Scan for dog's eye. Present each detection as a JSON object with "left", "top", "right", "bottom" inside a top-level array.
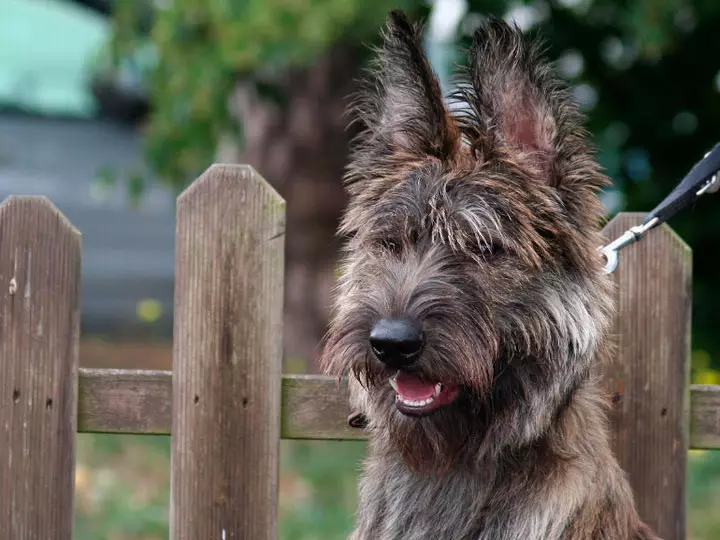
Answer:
[
  {"left": 473, "top": 241, "right": 503, "bottom": 258},
  {"left": 379, "top": 238, "right": 402, "bottom": 255}
]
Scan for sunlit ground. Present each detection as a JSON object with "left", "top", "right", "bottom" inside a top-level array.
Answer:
[{"left": 73, "top": 434, "right": 719, "bottom": 540}]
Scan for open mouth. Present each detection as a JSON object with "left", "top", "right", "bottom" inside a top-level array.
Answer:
[{"left": 389, "top": 371, "right": 461, "bottom": 416}]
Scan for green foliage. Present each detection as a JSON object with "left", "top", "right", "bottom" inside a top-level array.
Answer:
[{"left": 112, "top": 0, "right": 416, "bottom": 191}]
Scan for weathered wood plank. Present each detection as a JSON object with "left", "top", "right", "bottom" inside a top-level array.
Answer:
[
  {"left": 78, "top": 368, "right": 172, "bottom": 435},
  {"left": 601, "top": 213, "right": 691, "bottom": 540},
  {"left": 76, "top": 370, "right": 718, "bottom": 449},
  {"left": 0, "top": 197, "right": 81, "bottom": 540},
  {"left": 171, "top": 165, "right": 285, "bottom": 540},
  {"left": 280, "top": 375, "right": 361, "bottom": 440},
  {"left": 690, "top": 384, "right": 720, "bottom": 450}
]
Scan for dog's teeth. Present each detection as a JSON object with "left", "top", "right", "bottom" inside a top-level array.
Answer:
[
  {"left": 434, "top": 383, "right": 442, "bottom": 396},
  {"left": 389, "top": 376, "right": 399, "bottom": 392},
  {"left": 397, "top": 396, "right": 435, "bottom": 407}
]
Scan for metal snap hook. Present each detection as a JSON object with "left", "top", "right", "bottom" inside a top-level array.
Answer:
[
  {"left": 599, "top": 246, "right": 619, "bottom": 274},
  {"left": 598, "top": 218, "right": 659, "bottom": 274}
]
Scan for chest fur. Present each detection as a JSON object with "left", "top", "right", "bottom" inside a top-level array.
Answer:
[{"left": 350, "top": 456, "right": 587, "bottom": 540}]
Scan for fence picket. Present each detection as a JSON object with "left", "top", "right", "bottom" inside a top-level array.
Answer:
[
  {"left": 602, "top": 213, "right": 692, "bottom": 540},
  {"left": 171, "top": 165, "right": 285, "bottom": 540},
  {"left": 0, "top": 197, "right": 81, "bottom": 540}
]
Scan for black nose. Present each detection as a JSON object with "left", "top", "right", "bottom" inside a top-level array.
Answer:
[{"left": 369, "top": 317, "right": 424, "bottom": 368}]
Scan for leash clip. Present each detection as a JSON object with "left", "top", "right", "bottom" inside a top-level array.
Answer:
[
  {"left": 599, "top": 144, "right": 720, "bottom": 274},
  {"left": 599, "top": 218, "right": 659, "bottom": 274}
]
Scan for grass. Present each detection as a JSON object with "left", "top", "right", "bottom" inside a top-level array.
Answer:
[
  {"left": 74, "top": 434, "right": 367, "bottom": 540},
  {"left": 687, "top": 449, "right": 720, "bottom": 540},
  {"left": 73, "top": 434, "right": 720, "bottom": 540},
  {"left": 75, "top": 435, "right": 170, "bottom": 539}
]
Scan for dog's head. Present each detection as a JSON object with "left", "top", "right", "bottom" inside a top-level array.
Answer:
[{"left": 320, "top": 10, "right": 614, "bottom": 471}]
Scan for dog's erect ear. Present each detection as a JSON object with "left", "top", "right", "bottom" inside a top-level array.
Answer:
[
  {"left": 455, "top": 18, "right": 586, "bottom": 186},
  {"left": 346, "top": 10, "right": 460, "bottom": 186}
]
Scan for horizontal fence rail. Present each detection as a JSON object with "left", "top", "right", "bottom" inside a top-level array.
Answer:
[{"left": 76, "top": 368, "right": 720, "bottom": 448}]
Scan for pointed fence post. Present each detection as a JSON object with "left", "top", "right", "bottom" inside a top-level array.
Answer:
[
  {"left": 0, "top": 197, "right": 82, "bottom": 540},
  {"left": 602, "top": 212, "right": 691, "bottom": 540},
  {"left": 171, "top": 165, "right": 285, "bottom": 540}
]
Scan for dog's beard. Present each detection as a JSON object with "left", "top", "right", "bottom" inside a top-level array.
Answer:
[
  {"left": 387, "top": 390, "right": 480, "bottom": 473},
  {"left": 358, "top": 369, "right": 484, "bottom": 474},
  {"left": 351, "top": 342, "right": 579, "bottom": 475}
]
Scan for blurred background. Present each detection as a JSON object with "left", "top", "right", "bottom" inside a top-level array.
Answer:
[{"left": 0, "top": 0, "right": 718, "bottom": 537}]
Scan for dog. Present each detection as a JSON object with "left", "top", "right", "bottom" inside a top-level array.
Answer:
[{"left": 320, "top": 10, "right": 659, "bottom": 540}]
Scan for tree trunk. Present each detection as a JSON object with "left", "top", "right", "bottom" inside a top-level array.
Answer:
[{"left": 218, "top": 45, "right": 361, "bottom": 371}]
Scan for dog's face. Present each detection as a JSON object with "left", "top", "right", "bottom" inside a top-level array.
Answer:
[{"left": 320, "top": 11, "right": 614, "bottom": 471}]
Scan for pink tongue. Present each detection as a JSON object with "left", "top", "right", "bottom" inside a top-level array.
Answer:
[{"left": 395, "top": 372, "right": 436, "bottom": 400}]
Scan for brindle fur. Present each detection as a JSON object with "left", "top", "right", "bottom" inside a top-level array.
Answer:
[{"left": 320, "top": 10, "right": 660, "bottom": 540}]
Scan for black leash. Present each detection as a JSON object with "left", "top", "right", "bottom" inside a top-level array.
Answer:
[
  {"left": 347, "top": 142, "right": 720, "bottom": 429},
  {"left": 600, "top": 142, "right": 720, "bottom": 273}
]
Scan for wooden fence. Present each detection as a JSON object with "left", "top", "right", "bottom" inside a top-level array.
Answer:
[{"left": 0, "top": 164, "right": 718, "bottom": 540}]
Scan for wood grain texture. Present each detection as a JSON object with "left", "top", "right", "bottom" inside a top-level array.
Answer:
[
  {"left": 281, "top": 375, "right": 361, "bottom": 440},
  {"left": 690, "top": 384, "right": 720, "bottom": 449},
  {"left": 0, "top": 197, "right": 81, "bottom": 540},
  {"left": 171, "top": 165, "right": 285, "bottom": 540},
  {"left": 78, "top": 368, "right": 171, "bottom": 434},
  {"left": 601, "top": 212, "right": 691, "bottom": 540}
]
